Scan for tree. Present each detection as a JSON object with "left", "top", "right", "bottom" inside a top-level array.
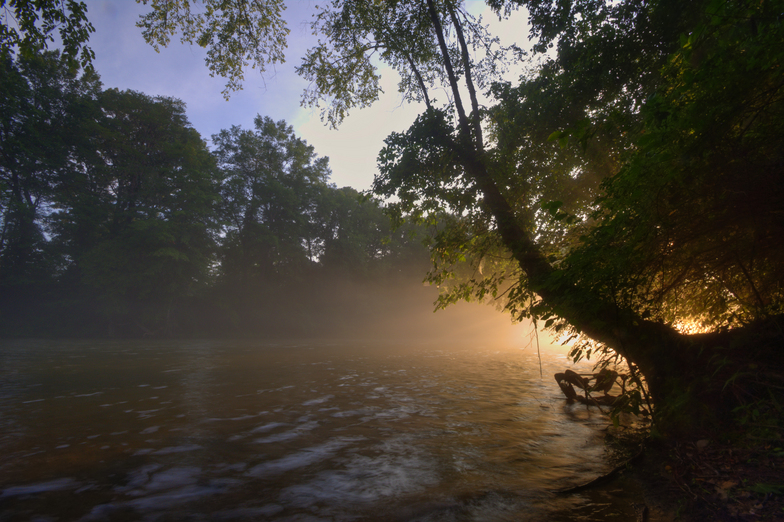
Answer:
[
  {"left": 316, "top": 187, "right": 391, "bottom": 278},
  {"left": 140, "top": 0, "right": 784, "bottom": 434},
  {"left": 559, "top": 2, "right": 784, "bottom": 330},
  {"left": 211, "top": 115, "right": 328, "bottom": 333},
  {"left": 0, "top": 50, "right": 100, "bottom": 288},
  {"left": 55, "top": 89, "right": 220, "bottom": 334},
  {"left": 379, "top": 0, "right": 784, "bottom": 432},
  {"left": 209, "top": 115, "right": 432, "bottom": 335},
  {"left": 213, "top": 116, "right": 331, "bottom": 289},
  {"left": 1, "top": 50, "right": 221, "bottom": 337}
]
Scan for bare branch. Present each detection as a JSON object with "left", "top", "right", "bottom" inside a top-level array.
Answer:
[
  {"left": 447, "top": 2, "right": 482, "bottom": 150},
  {"left": 425, "top": 0, "right": 471, "bottom": 146}
]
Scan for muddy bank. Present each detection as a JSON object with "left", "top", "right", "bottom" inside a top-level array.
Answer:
[{"left": 553, "top": 427, "right": 784, "bottom": 521}]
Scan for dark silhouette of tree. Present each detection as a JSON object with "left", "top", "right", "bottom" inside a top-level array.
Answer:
[
  {"left": 213, "top": 116, "right": 330, "bottom": 289},
  {"left": 0, "top": 50, "right": 100, "bottom": 288}
]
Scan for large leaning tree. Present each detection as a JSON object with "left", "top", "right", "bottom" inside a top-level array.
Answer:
[
  {"left": 22, "top": 0, "right": 774, "bottom": 434},
  {"left": 138, "top": 0, "right": 784, "bottom": 435}
]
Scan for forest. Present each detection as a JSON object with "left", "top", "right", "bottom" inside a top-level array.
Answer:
[
  {"left": 3, "top": 0, "right": 784, "bottom": 441},
  {"left": 0, "top": 51, "right": 436, "bottom": 338}
]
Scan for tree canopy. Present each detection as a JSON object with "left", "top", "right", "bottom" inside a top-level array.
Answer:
[
  {"left": 135, "top": 0, "right": 784, "bottom": 433},
  {"left": 0, "top": 0, "right": 95, "bottom": 70},
  {"left": 136, "top": 0, "right": 288, "bottom": 97}
]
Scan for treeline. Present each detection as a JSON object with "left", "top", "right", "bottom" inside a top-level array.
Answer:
[{"left": 0, "top": 51, "right": 430, "bottom": 338}]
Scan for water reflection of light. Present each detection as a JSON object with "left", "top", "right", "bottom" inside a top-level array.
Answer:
[{"left": 1, "top": 339, "right": 647, "bottom": 520}]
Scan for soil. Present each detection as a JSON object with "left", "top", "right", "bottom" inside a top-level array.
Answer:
[{"left": 599, "top": 426, "right": 784, "bottom": 521}]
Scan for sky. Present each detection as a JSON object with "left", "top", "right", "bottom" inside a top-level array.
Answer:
[{"left": 80, "top": 1, "right": 529, "bottom": 192}]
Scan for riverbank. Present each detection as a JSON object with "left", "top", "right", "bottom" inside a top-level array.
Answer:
[
  {"left": 585, "top": 425, "right": 784, "bottom": 521},
  {"left": 646, "top": 437, "right": 784, "bottom": 520}
]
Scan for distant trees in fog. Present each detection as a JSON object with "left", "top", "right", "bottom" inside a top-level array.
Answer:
[{"left": 0, "top": 51, "right": 429, "bottom": 337}]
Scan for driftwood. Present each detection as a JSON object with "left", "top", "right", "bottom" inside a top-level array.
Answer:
[
  {"left": 554, "top": 369, "right": 624, "bottom": 406},
  {"left": 553, "top": 370, "right": 649, "bottom": 520}
]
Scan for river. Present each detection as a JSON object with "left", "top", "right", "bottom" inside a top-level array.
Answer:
[{"left": 0, "top": 338, "right": 654, "bottom": 521}]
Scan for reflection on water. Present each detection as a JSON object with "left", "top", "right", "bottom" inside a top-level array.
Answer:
[{"left": 0, "top": 339, "right": 647, "bottom": 521}]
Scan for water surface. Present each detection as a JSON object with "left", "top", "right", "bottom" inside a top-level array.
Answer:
[{"left": 1, "top": 339, "right": 649, "bottom": 520}]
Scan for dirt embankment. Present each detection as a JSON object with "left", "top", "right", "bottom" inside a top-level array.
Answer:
[{"left": 584, "top": 426, "right": 784, "bottom": 521}]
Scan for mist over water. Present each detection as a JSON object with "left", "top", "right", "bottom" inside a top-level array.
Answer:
[{"left": 0, "top": 314, "right": 650, "bottom": 521}]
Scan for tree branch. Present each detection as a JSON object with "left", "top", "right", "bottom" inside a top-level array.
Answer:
[
  {"left": 404, "top": 52, "right": 432, "bottom": 110},
  {"left": 425, "top": 0, "right": 471, "bottom": 145},
  {"left": 447, "top": 3, "right": 483, "bottom": 150}
]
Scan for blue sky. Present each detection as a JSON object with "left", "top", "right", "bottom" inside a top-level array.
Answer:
[{"left": 82, "top": 1, "right": 527, "bottom": 191}]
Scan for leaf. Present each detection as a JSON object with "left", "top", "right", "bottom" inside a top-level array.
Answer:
[
  {"left": 748, "top": 483, "right": 784, "bottom": 495},
  {"left": 547, "top": 130, "right": 565, "bottom": 142}
]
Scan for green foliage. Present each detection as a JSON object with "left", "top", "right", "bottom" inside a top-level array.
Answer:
[
  {"left": 5, "top": 1, "right": 784, "bottom": 436},
  {"left": 51, "top": 89, "right": 221, "bottom": 331},
  {"left": 376, "top": 109, "right": 472, "bottom": 215},
  {"left": 209, "top": 114, "right": 431, "bottom": 334},
  {"left": 296, "top": 0, "right": 514, "bottom": 127},
  {"left": 0, "top": 43, "right": 431, "bottom": 338},
  {"left": 316, "top": 187, "right": 394, "bottom": 278},
  {"left": 560, "top": 0, "right": 784, "bottom": 330},
  {"left": 0, "top": 0, "right": 95, "bottom": 70},
  {"left": 383, "top": 1, "right": 784, "bottom": 393},
  {"left": 301, "top": 0, "right": 784, "bottom": 430},
  {"left": 136, "top": 0, "right": 288, "bottom": 98},
  {"left": 0, "top": 50, "right": 101, "bottom": 287},
  {"left": 212, "top": 115, "right": 330, "bottom": 286}
]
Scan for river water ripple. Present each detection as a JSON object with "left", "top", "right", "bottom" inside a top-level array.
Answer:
[{"left": 0, "top": 339, "right": 647, "bottom": 521}]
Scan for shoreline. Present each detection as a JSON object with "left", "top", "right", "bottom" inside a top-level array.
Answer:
[{"left": 556, "top": 425, "right": 784, "bottom": 521}]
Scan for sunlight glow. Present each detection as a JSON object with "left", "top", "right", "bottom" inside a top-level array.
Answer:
[{"left": 672, "top": 320, "right": 711, "bottom": 334}]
